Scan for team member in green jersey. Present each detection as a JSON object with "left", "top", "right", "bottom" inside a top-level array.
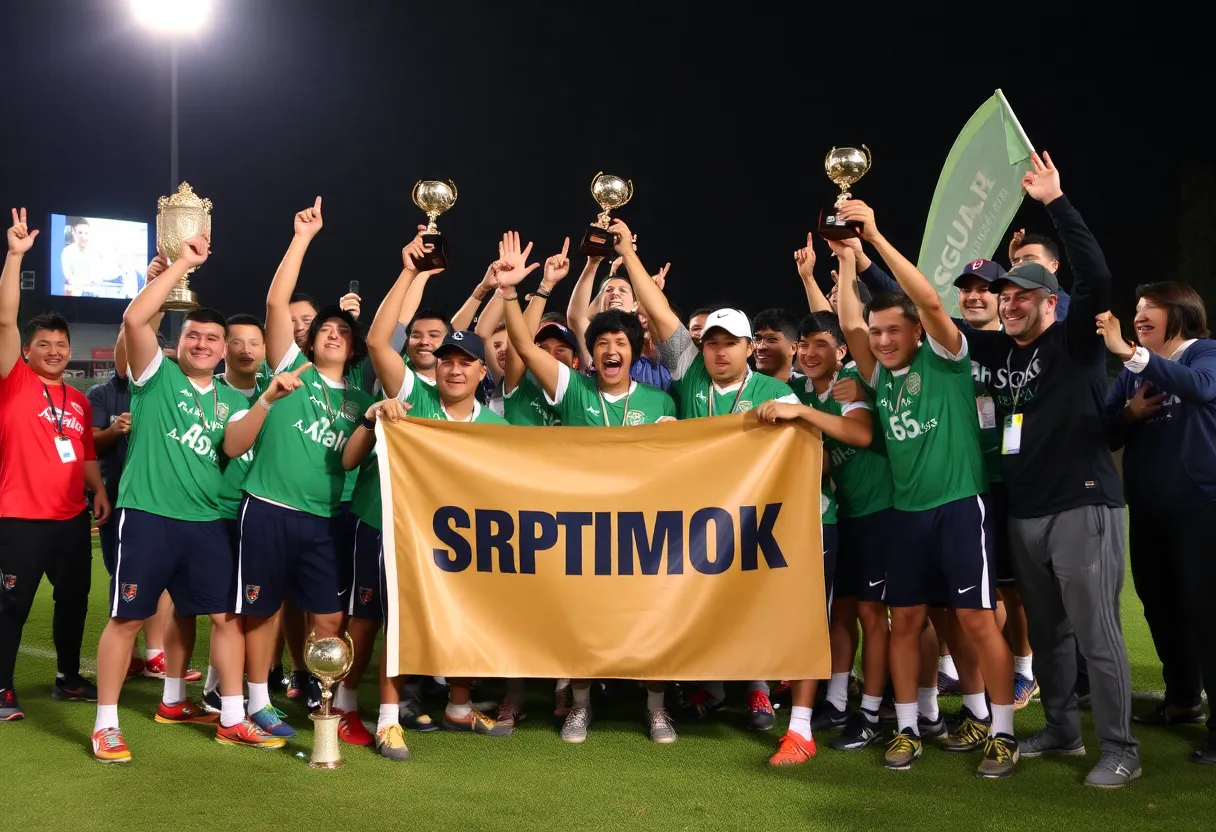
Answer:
[
  {"left": 92, "top": 236, "right": 285, "bottom": 763},
  {"left": 223, "top": 198, "right": 375, "bottom": 742},
  {"left": 832, "top": 205, "right": 1017, "bottom": 778}
]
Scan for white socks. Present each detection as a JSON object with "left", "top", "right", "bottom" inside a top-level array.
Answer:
[
  {"left": 646, "top": 689, "right": 665, "bottom": 711},
  {"left": 788, "top": 705, "right": 812, "bottom": 741},
  {"left": 94, "top": 704, "right": 119, "bottom": 733},
  {"left": 445, "top": 701, "right": 472, "bottom": 719},
  {"left": 247, "top": 682, "right": 271, "bottom": 715},
  {"left": 860, "top": 694, "right": 882, "bottom": 721},
  {"left": 917, "top": 687, "right": 939, "bottom": 722},
  {"left": 962, "top": 692, "right": 990, "bottom": 721},
  {"left": 377, "top": 703, "right": 399, "bottom": 732},
  {"left": 894, "top": 702, "right": 919, "bottom": 735},
  {"left": 826, "top": 673, "right": 850, "bottom": 711},
  {"left": 938, "top": 654, "right": 958, "bottom": 680},
  {"left": 203, "top": 666, "right": 220, "bottom": 695},
  {"left": 990, "top": 703, "right": 1014, "bottom": 737},
  {"left": 572, "top": 685, "right": 591, "bottom": 709},
  {"left": 162, "top": 677, "right": 185, "bottom": 706},
  {"left": 220, "top": 695, "right": 244, "bottom": 728},
  {"left": 556, "top": 679, "right": 570, "bottom": 692},
  {"left": 334, "top": 684, "right": 357, "bottom": 714},
  {"left": 1013, "top": 654, "right": 1034, "bottom": 678}
]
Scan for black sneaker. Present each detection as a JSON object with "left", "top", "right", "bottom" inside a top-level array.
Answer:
[
  {"left": 202, "top": 688, "right": 222, "bottom": 714},
  {"left": 831, "top": 709, "right": 882, "bottom": 751},
  {"left": 399, "top": 691, "right": 439, "bottom": 733},
  {"left": 52, "top": 675, "right": 98, "bottom": 702},
  {"left": 918, "top": 713, "right": 946, "bottom": 739},
  {"left": 1191, "top": 733, "right": 1216, "bottom": 766},
  {"left": 811, "top": 701, "right": 849, "bottom": 732},
  {"left": 1131, "top": 701, "right": 1206, "bottom": 726},
  {"left": 286, "top": 670, "right": 309, "bottom": 702},
  {"left": 0, "top": 688, "right": 24, "bottom": 721},
  {"left": 307, "top": 676, "right": 322, "bottom": 711},
  {"left": 270, "top": 664, "right": 286, "bottom": 690}
]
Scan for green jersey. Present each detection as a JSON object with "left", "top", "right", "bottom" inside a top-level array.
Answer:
[
  {"left": 660, "top": 325, "right": 798, "bottom": 419},
  {"left": 504, "top": 372, "right": 559, "bottom": 426},
  {"left": 548, "top": 364, "right": 675, "bottom": 426},
  {"left": 869, "top": 336, "right": 985, "bottom": 512},
  {"left": 797, "top": 366, "right": 894, "bottom": 519},
  {"left": 116, "top": 351, "right": 251, "bottom": 522},
  {"left": 395, "top": 364, "right": 509, "bottom": 425},
  {"left": 241, "top": 344, "right": 374, "bottom": 517},
  {"left": 214, "top": 362, "right": 270, "bottom": 520}
]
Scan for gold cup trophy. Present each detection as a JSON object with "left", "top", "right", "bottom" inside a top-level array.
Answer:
[
  {"left": 411, "top": 180, "right": 457, "bottom": 270},
  {"left": 156, "top": 182, "right": 212, "bottom": 311},
  {"left": 579, "top": 172, "right": 633, "bottom": 257},
  {"left": 303, "top": 631, "right": 355, "bottom": 769},
  {"left": 817, "top": 146, "right": 872, "bottom": 241}
]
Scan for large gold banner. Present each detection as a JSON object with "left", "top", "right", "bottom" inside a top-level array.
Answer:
[{"left": 377, "top": 413, "right": 827, "bottom": 681}]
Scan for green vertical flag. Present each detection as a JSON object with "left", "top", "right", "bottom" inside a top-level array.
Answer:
[{"left": 917, "top": 90, "right": 1034, "bottom": 316}]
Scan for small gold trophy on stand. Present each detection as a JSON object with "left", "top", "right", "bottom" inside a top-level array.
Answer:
[
  {"left": 304, "top": 631, "right": 355, "bottom": 769},
  {"left": 579, "top": 172, "right": 633, "bottom": 257},
  {"left": 411, "top": 180, "right": 457, "bottom": 270},
  {"left": 817, "top": 147, "right": 872, "bottom": 241},
  {"left": 156, "top": 182, "right": 212, "bottom": 311}
]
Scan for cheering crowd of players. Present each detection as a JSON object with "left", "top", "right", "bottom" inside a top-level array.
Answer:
[{"left": 2, "top": 152, "right": 1214, "bottom": 788}]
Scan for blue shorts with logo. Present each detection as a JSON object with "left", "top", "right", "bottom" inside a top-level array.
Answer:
[
  {"left": 835, "top": 508, "right": 894, "bottom": 603},
  {"left": 348, "top": 518, "right": 386, "bottom": 622},
  {"left": 110, "top": 509, "right": 235, "bottom": 620},
  {"left": 236, "top": 496, "right": 353, "bottom": 616},
  {"left": 887, "top": 495, "right": 996, "bottom": 611}
]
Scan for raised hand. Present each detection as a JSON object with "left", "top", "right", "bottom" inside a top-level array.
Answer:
[
  {"left": 542, "top": 237, "right": 572, "bottom": 285},
  {"left": 651, "top": 262, "right": 671, "bottom": 292},
  {"left": 607, "top": 219, "right": 635, "bottom": 257},
  {"left": 835, "top": 200, "right": 879, "bottom": 242},
  {"left": 1021, "top": 152, "right": 1063, "bottom": 204},
  {"left": 1008, "top": 228, "right": 1026, "bottom": 263},
  {"left": 402, "top": 226, "right": 435, "bottom": 273},
  {"left": 1125, "top": 382, "right": 1167, "bottom": 422},
  {"left": 1096, "top": 311, "right": 1135, "bottom": 360},
  {"left": 339, "top": 292, "right": 361, "bottom": 320},
  {"left": 756, "top": 400, "right": 803, "bottom": 424},
  {"left": 263, "top": 361, "right": 312, "bottom": 403},
  {"left": 294, "top": 196, "right": 324, "bottom": 238},
  {"left": 366, "top": 397, "right": 412, "bottom": 422},
  {"left": 794, "top": 232, "right": 817, "bottom": 283},
  {"left": 7, "top": 208, "right": 39, "bottom": 255},
  {"left": 146, "top": 253, "right": 170, "bottom": 281},
  {"left": 178, "top": 234, "right": 211, "bottom": 268},
  {"left": 495, "top": 231, "right": 540, "bottom": 288}
]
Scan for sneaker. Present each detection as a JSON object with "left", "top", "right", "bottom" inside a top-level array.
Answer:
[
  {"left": 677, "top": 687, "right": 725, "bottom": 722},
  {"left": 215, "top": 717, "right": 287, "bottom": 749},
  {"left": 201, "top": 688, "right": 222, "bottom": 714},
  {"left": 937, "top": 671, "right": 961, "bottom": 695},
  {"left": 338, "top": 710, "right": 374, "bottom": 746},
  {"left": 811, "top": 701, "right": 849, "bottom": 732},
  {"left": 51, "top": 675, "right": 98, "bottom": 702},
  {"left": 154, "top": 699, "right": 218, "bottom": 724},
  {"left": 142, "top": 652, "right": 167, "bottom": 678},
  {"left": 831, "top": 709, "right": 883, "bottom": 751},
  {"left": 286, "top": 670, "right": 309, "bottom": 701},
  {"left": 918, "top": 713, "right": 946, "bottom": 739},
  {"left": 249, "top": 705, "right": 297, "bottom": 738},
  {"left": 1014, "top": 674, "right": 1039, "bottom": 710},
  {"left": 1191, "top": 734, "right": 1216, "bottom": 766},
  {"left": 746, "top": 690, "right": 775, "bottom": 731},
  {"left": 554, "top": 684, "right": 573, "bottom": 720},
  {"left": 1019, "top": 729, "right": 1086, "bottom": 759},
  {"left": 125, "top": 656, "right": 145, "bottom": 678},
  {"left": 399, "top": 693, "right": 439, "bottom": 733},
  {"left": 496, "top": 699, "right": 527, "bottom": 729},
  {"left": 376, "top": 724, "right": 410, "bottom": 760},
  {"left": 560, "top": 706, "right": 591, "bottom": 743},
  {"left": 941, "top": 707, "right": 991, "bottom": 753},
  {"left": 183, "top": 668, "right": 202, "bottom": 683},
  {"left": 307, "top": 676, "right": 322, "bottom": 711},
  {"left": 1131, "top": 701, "right": 1206, "bottom": 726},
  {"left": 977, "top": 733, "right": 1019, "bottom": 778},
  {"left": 442, "top": 708, "right": 513, "bottom": 736},
  {"left": 648, "top": 707, "right": 677, "bottom": 744},
  {"left": 882, "top": 729, "right": 923, "bottom": 770},
  {"left": 91, "top": 727, "right": 131, "bottom": 763},
  {"left": 769, "top": 731, "right": 816, "bottom": 765},
  {"left": 0, "top": 688, "right": 23, "bottom": 721},
  {"left": 1085, "top": 750, "right": 1142, "bottom": 789}
]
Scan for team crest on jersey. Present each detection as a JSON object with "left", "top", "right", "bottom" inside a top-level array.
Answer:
[
  {"left": 735, "top": 401, "right": 754, "bottom": 413},
  {"left": 2, "top": 573, "right": 15, "bottom": 591},
  {"left": 245, "top": 584, "right": 261, "bottom": 603},
  {"left": 358, "top": 587, "right": 374, "bottom": 605},
  {"left": 341, "top": 401, "right": 361, "bottom": 421},
  {"left": 121, "top": 583, "right": 137, "bottom": 602},
  {"left": 906, "top": 372, "right": 922, "bottom": 395},
  {"left": 216, "top": 402, "right": 231, "bottom": 421},
  {"left": 624, "top": 410, "right": 645, "bottom": 426},
  {"left": 70, "top": 401, "right": 85, "bottom": 416}
]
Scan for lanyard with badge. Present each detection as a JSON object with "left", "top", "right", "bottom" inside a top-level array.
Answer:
[
  {"left": 1001, "top": 348, "right": 1038, "bottom": 455},
  {"left": 319, "top": 376, "right": 348, "bottom": 424},
  {"left": 599, "top": 387, "right": 633, "bottom": 426},
  {"left": 43, "top": 382, "right": 76, "bottom": 463},
  {"left": 708, "top": 370, "right": 749, "bottom": 416}
]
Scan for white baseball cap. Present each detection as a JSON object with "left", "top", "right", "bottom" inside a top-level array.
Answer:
[{"left": 701, "top": 308, "right": 753, "bottom": 340}]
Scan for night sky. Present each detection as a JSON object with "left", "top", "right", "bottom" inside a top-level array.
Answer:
[{"left": 3, "top": 2, "right": 1205, "bottom": 331}]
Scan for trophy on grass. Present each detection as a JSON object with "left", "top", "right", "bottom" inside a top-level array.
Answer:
[
  {"left": 156, "top": 182, "right": 212, "bottom": 311},
  {"left": 817, "top": 146, "right": 872, "bottom": 241},
  {"left": 411, "top": 180, "right": 457, "bottom": 271},
  {"left": 304, "top": 631, "right": 355, "bottom": 769},
  {"left": 579, "top": 172, "right": 633, "bottom": 257}
]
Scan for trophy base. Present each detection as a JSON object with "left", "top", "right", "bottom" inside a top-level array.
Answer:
[
  {"left": 415, "top": 233, "right": 448, "bottom": 271},
  {"left": 161, "top": 288, "right": 199, "bottom": 312},
  {"left": 818, "top": 209, "right": 863, "bottom": 241},
  {"left": 579, "top": 225, "right": 616, "bottom": 258},
  {"left": 307, "top": 711, "right": 344, "bottom": 770}
]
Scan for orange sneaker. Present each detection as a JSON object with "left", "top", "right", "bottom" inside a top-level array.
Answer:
[
  {"left": 154, "top": 699, "right": 218, "bottom": 725},
  {"left": 337, "top": 710, "right": 374, "bottom": 746},
  {"left": 769, "top": 731, "right": 816, "bottom": 766},
  {"left": 216, "top": 717, "right": 288, "bottom": 749},
  {"left": 143, "top": 652, "right": 166, "bottom": 678},
  {"left": 92, "top": 727, "right": 132, "bottom": 763}
]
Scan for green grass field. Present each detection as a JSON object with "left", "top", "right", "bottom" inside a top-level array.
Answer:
[{"left": 6, "top": 541, "right": 1212, "bottom": 832}]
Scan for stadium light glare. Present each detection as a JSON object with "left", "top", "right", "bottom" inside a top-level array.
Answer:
[{"left": 131, "top": 0, "right": 212, "bottom": 33}]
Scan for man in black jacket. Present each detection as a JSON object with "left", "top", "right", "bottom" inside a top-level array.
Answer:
[{"left": 966, "top": 152, "right": 1138, "bottom": 788}]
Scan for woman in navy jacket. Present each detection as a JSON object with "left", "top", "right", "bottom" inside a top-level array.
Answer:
[{"left": 1099, "top": 282, "right": 1216, "bottom": 766}]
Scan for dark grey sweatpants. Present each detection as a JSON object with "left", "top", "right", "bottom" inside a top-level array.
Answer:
[{"left": 1010, "top": 505, "right": 1139, "bottom": 758}]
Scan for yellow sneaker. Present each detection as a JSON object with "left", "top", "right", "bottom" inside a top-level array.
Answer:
[{"left": 376, "top": 724, "right": 411, "bottom": 760}]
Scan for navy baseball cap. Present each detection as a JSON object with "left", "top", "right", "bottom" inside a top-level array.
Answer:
[
  {"left": 534, "top": 321, "right": 579, "bottom": 353},
  {"left": 432, "top": 330, "right": 485, "bottom": 362},
  {"left": 952, "top": 259, "right": 1007, "bottom": 288}
]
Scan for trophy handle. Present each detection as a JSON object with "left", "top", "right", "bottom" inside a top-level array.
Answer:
[
  {"left": 825, "top": 147, "right": 837, "bottom": 167},
  {"left": 447, "top": 180, "right": 458, "bottom": 204},
  {"left": 622, "top": 179, "right": 634, "bottom": 206},
  {"left": 410, "top": 181, "right": 423, "bottom": 208},
  {"left": 861, "top": 144, "right": 872, "bottom": 168}
]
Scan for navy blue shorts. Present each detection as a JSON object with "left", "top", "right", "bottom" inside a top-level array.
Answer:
[
  {"left": 985, "top": 482, "right": 1014, "bottom": 585},
  {"left": 110, "top": 509, "right": 235, "bottom": 620},
  {"left": 823, "top": 523, "right": 838, "bottom": 611},
  {"left": 235, "top": 496, "right": 353, "bottom": 616},
  {"left": 835, "top": 508, "right": 893, "bottom": 603},
  {"left": 887, "top": 495, "right": 996, "bottom": 610},
  {"left": 99, "top": 515, "right": 119, "bottom": 576},
  {"left": 348, "top": 518, "right": 385, "bottom": 621}
]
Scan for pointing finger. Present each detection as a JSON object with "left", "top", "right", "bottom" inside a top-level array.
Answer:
[
  {"left": 561, "top": 236, "right": 570, "bottom": 258},
  {"left": 289, "top": 362, "right": 314, "bottom": 378},
  {"left": 313, "top": 196, "right": 323, "bottom": 213}
]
